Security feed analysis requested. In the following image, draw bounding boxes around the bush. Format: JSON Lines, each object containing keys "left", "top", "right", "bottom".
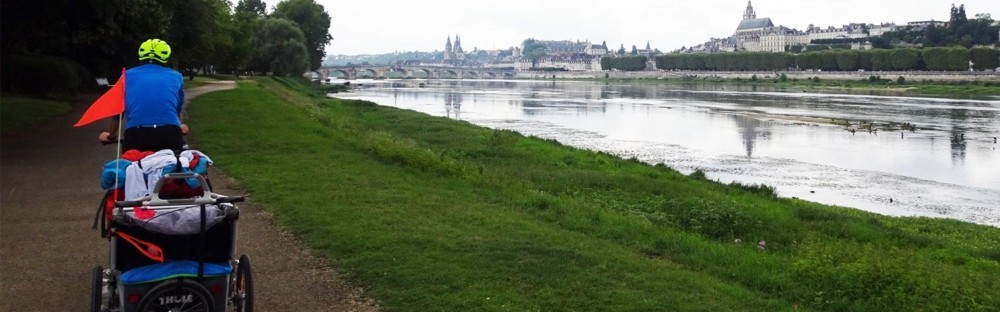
{"left": 921, "top": 47, "right": 969, "bottom": 71}
{"left": 663, "top": 197, "right": 751, "bottom": 239}
{"left": 2, "top": 54, "right": 86, "bottom": 96}
{"left": 603, "top": 56, "right": 648, "bottom": 71}
{"left": 889, "top": 49, "right": 920, "bottom": 71}
{"left": 970, "top": 48, "right": 1000, "bottom": 71}
{"left": 896, "top": 76, "right": 906, "bottom": 84}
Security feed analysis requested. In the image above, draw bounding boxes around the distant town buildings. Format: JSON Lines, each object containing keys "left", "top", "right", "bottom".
{"left": 434, "top": 35, "right": 660, "bottom": 71}
{"left": 684, "top": 1, "right": 909, "bottom": 53}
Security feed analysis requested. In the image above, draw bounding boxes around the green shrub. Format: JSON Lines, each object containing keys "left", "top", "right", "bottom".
{"left": 663, "top": 197, "right": 750, "bottom": 239}
{"left": 921, "top": 47, "right": 969, "bottom": 71}
{"left": 2, "top": 54, "right": 86, "bottom": 95}
{"left": 970, "top": 48, "right": 999, "bottom": 70}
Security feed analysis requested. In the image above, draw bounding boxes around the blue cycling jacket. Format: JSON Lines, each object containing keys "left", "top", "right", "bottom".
{"left": 122, "top": 64, "right": 185, "bottom": 128}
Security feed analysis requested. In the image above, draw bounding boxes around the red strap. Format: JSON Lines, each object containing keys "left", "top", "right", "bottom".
{"left": 116, "top": 231, "right": 165, "bottom": 263}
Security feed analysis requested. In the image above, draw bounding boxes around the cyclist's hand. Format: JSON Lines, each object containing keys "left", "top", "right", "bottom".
{"left": 98, "top": 131, "right": 113, "bottom": 143}
{"left": 180, "top": 123, "right": 189, "bottom": 136}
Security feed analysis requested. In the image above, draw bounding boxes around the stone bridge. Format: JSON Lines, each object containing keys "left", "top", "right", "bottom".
{"left": 318, "top": 65, "right": 516, "bottom": 80}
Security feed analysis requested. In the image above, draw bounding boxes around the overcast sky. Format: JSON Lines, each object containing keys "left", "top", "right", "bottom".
{"left": 315, "top": 0, "right": 998, "bottom": 55}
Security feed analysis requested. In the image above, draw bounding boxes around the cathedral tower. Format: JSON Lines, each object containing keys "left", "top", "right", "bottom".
{"left": 446, "top": 36, "right": 453, "bottom": 53}
{"left": 454, "top": 34, "right": 464, "bottom": 54}
{"left": 743, "top": 1, "right": 756, "bottom": 20}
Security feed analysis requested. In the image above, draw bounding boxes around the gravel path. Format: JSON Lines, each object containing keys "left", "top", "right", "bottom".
{"left": 1, "top": 81, "right": 380, "bottom": 311}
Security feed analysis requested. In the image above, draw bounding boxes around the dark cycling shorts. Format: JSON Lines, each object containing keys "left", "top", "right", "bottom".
{"left": 123, "top": 125, "right": 186, "bottom": 152}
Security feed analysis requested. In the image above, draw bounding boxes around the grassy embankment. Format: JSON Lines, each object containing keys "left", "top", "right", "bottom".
{"left": 188, "top": 77, "right": 1000, "bottom": 311}
{"left": 0, "top": 94, "right": 72, "bottom": 134}
{"left": 0, "top": 77, "right": 219, "bottom": 135}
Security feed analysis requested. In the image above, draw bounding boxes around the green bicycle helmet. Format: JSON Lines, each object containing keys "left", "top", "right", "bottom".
{"left": 138, "top": 39, "right": 171, "bottom": 63}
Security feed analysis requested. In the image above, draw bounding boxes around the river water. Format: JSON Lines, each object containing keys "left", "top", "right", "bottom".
{"left": 332, "top": 79, "right": 1000, "bottom": 227}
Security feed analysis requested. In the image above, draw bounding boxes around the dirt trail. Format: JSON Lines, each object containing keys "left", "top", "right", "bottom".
{"left": 1, "top": 81, "right": 380, "bottom": 311}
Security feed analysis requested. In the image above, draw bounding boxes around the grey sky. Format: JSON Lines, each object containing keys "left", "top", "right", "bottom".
{"left": 316, "top": 0, "right": 998, "bottom": 55}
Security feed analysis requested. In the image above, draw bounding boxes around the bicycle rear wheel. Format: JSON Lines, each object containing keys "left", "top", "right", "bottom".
{"left": 230, "top": 254, "right": 253, "bottom": 312}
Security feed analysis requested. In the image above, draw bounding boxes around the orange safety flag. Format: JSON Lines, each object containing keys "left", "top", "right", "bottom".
{"left": 74, "top": 68, "right": 126, "bottom": 127}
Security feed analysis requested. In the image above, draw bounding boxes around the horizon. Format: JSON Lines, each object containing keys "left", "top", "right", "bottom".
{"left": 318, "top": 0, "right": 998, "bottom": 56}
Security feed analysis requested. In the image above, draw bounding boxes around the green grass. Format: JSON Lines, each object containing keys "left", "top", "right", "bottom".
{"left": 0, "top": 94, "right": 72, "bottom": 134}
{"left": 183, "top": 76, "right": 218, "bottom": 89}
{"left": 188, "top": 77, "right": 1000, "bottom": 311}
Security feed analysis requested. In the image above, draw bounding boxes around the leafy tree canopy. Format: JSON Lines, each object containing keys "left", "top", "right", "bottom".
{"left": 272, "top": 0, "right": 332, "bottom": 70}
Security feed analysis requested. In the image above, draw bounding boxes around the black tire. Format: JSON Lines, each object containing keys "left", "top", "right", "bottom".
{"left": 136, "top": 279, "right": 214, "bottom": 312}
{"left": 91, "top": 266, "right": 103, "bottom": 312}
{"left": 231, "top": 254, "right": 254, "bottom": 312}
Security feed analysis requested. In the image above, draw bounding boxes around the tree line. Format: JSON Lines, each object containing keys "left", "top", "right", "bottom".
{"left": 600, "top": 56, "right": 648, "bottom": 71}
{"left": 1, "top": 0, "right": 332, "bottom": 95}
{"left": 655, "top": 48, "right": 999, "bottom": 72}
{"left": 881, "top": 4, "right": 998, "bottom": 48}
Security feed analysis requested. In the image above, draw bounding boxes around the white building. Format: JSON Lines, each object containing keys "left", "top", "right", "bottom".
{"left": 585, "top": 43, "right": 608, "bottom": 56}
{"left": 686, "top": 1, "right": 906, "bottom": 54}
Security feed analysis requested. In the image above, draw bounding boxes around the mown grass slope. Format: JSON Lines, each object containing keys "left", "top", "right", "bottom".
{"left": 0, "top": 94, "right": 71, "bottom": 134}
{"left": 188, "top": 78, "right": 1000, "bottom": 312}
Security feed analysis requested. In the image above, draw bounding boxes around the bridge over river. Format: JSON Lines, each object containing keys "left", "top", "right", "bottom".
{"left": 319, "top": 65, "right": 517, "bottom": 80}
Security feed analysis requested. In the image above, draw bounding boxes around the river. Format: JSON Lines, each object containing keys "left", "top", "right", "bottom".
{"left": 332, "top": 79, "right": 1000, "bottom": 227}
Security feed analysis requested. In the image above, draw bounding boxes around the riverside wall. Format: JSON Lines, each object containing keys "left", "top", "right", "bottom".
{"left": 514, "top": 70, "right": 1000, "bottom": 82}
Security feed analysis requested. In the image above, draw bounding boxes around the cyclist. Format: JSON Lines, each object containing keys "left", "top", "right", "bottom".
{"left": 99, "top": 38, "right": 187, "bottom": 151}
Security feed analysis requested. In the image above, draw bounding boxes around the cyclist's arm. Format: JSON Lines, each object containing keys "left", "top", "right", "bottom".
{"left": 107, "top": 118, "right": 120, "bottom": 138}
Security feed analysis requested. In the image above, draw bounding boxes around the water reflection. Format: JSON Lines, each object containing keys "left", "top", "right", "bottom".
{"left": 334, "top": 79, "right": 1000, "bottom": 226}
{"left": 732, "top": 115, "right": 771, "bottom": 158}
{"left": 445, "top": 91, "right": 462, "bottom": 119}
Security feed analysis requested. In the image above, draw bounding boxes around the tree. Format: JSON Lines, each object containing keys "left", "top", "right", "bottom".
{"left": 921, "top": 47, "right": 967, "bottom": 71}
{"left": 617, "top": 44, "right": 626, "bottom": 55}
{"left": 970, "top": 48, "right": 1000, "bottom": 70}
{"left": 521, "top": 39, "right": 547, "bottom": 68}
{"left": 272, "top": 0, "right": 332, "bottom": 71}
{"left": 253, "top": 18, "right": 309, "bottom": 76}
{"left": 630, "top": 45, "right": 638, "bottom": 55}
{"left": 236, "top": 0, "right": 267, "bottom": 18}
{"left": 890, "top": 49, "right": 920, "bottom": 70}
{"left": 165, "top": 0, "right": 234, "bottom": 74}
{"left": 835, "top": 50, "right": 859, "bottom": 71}
{"left": 950, "top": 4, "right": 968, "bottom": 32}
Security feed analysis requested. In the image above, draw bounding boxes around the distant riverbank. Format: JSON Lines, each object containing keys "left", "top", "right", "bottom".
{"left": 512, "top": 70, "right": 1000, "bottom": 97}
{"left": 519, "top": 70, "right": 1000, "bottom": 82}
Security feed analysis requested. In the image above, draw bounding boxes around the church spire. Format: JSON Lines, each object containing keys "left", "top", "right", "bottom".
{"left": 743, "top": 1, "right": 756, "bottom": 20}
{"left": 446, "top": 36, "right": 453, "bottom": 53}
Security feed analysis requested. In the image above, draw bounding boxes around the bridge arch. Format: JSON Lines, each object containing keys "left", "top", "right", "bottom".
{"left": 329, "top": 69, "right": 350, "bottom": 79}
{"left": 413, "top": 68, "right": 434, "bottom": 79}
{"left": 320, "top": 66, "right": 516, "bottom": 80}
{"left": 356, "top": 68, "right": 379, "bottom": 78}
{"left": 436, "top": 69, "right": 459, "bottom": 79}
